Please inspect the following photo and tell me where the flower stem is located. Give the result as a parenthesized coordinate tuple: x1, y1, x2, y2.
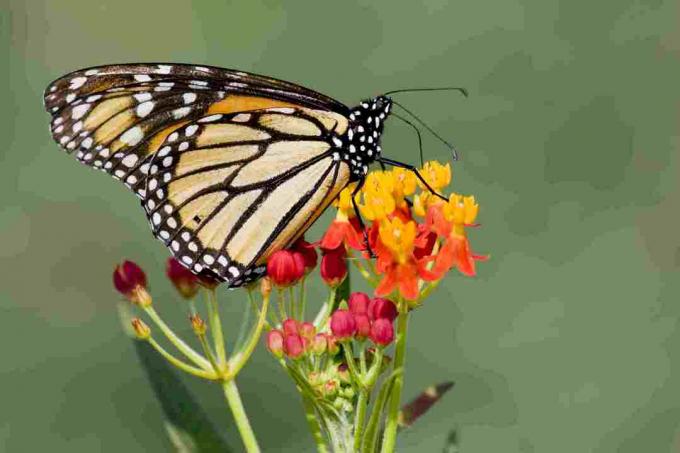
(226, 294, 269, 379)
(147, 337, 216, 380)
(380, 299, 409, 453)
(353, 388, 369, 451)
(205, 288, 227, 368)
(302, 395, 329, 453)
(313, 287, 337, 329)
(222, 379, 261, 453)
(143, 306, 211, 370)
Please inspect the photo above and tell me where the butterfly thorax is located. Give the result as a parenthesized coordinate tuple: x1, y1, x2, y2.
(340, 96, 392, 180)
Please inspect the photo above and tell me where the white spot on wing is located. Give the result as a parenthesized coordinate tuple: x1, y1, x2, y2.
(120, 126, 144, 146)
(134, 74, 152, 82)
(69, 77, 87, 89)
(183, 93, 197, 104)
(136, 101, 155, 117)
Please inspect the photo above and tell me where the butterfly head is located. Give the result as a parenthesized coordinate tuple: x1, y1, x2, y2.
(345, 96, 392, 180)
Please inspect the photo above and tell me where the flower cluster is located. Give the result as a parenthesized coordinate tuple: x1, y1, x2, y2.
(330, 293, 396, 345)
(266, 319, 338, 359)
(320, 161, 486, 300)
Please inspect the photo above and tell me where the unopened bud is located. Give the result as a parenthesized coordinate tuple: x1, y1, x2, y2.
(370, 318, 395, 346)
(282, 318, 300, 336)
(310, 333, 328, 355)
(323, 379, 339, 397)
(354, 313, 371, 340)
(330, 309, 356, 339)
(341, 386, 355, 399)
(166, 258, 199, 299)
(283, 333, 305, 359)
(300, 322, 316, 341)
(260, 277, 272, 298)
(327, 335, 340, 355)
(189, 314, 207, 335)
(113, 261, 152, 307)
(336, 363, 351, 383)
(266, 329, 285, 358)
(131, 318, 150, 340)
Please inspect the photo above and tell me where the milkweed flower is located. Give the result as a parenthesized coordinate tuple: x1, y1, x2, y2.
(166, 258, 200, 299)
(113, 260, 152, 306)
(267, 249, 305, 287)
(320, 246, 348, 287)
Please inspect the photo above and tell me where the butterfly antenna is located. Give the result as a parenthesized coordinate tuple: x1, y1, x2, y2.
(383, 86, 469, 97)
(393, 113, 425, 167)
(391, 100, 460, 161)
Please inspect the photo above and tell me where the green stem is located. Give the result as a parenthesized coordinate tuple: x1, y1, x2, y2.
(226, 295, 269, 379)
(197, 334, 220, 373)
(234, 290, 253, 351)
(380, 299, 409, 453)
(147, 337, 215, 380)
(342, 343, 364, 388)
(206, 288, 227, 368)
(363, 370, 400, 453)
(143, 306, 211, 370)
(222, 379, 261, 453)
(299, 276, 308, 320)
(302, 395, 329, 453)
(353, 389, 369, 451)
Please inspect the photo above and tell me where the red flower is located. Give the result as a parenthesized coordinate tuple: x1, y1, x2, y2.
(370, 318, 394, 346)
(282, 318, 300, 336)
(267, 250, 305, 287)
(166, 258, 200, 299)
(320, 247, 347, 287)
(113, 260, 151, 306)
(368, 297, 398, 322)
(354, 313, 371, 339)
(291, 237, 318, 272)
(330, 309, 356, 339)
(319, 216, 364, 251)
(283, 334, 305, 359)
(348, 292, 370, 315)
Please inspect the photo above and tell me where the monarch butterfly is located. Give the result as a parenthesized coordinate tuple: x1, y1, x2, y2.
(43, 63, 453, 287)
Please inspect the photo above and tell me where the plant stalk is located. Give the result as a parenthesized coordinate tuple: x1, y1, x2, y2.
(380, 299, 409, 452)
(222, 379, 261, 453)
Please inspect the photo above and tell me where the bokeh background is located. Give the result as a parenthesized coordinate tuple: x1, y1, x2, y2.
(2, 0, 680, 451)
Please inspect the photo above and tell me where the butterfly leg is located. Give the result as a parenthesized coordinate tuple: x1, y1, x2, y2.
(378, 157, 448, 201)
(350, 178, 376, 259)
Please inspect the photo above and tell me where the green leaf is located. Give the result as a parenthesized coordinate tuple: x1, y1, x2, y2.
(133, 340, 232, 452)
(399, 381, 454, 429)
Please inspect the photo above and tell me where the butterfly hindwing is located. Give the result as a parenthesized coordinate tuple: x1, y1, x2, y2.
(143, 108, 351, 286)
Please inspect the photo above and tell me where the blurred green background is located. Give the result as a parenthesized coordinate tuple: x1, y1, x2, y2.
(2, 0, 679, 451)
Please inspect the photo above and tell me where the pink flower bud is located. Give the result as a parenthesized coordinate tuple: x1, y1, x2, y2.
(320, 247, 347, 287)
(330, 309, 356, 339)
(267, 250, 305, 287)
(354, 313, 371, 339)
(166, 258, 199, 299)
(370, 318, 394, 346)
(283, 334, 305, 358)
(282, 318, 300, 336)
(311, 333, 328, 355)
(327, 335, 340, 355)
(266, 330, 285, 358)
(299, 322, 316, 341)
(368, 297, 398, 322)
(348, 292, 370, 315)
(113, 260, 151, 306)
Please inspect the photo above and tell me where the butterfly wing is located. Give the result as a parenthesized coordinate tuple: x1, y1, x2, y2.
(43, 64, 352, 286)
(146, 108, 350, 286)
